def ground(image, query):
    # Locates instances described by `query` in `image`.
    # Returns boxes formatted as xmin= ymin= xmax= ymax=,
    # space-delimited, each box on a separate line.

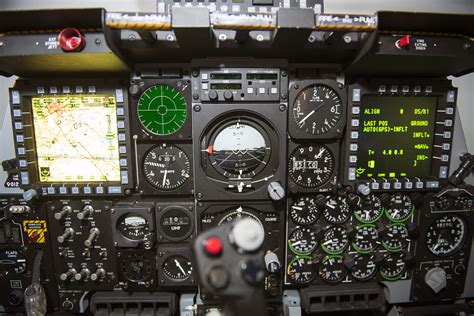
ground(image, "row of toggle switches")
xmin=60 ymin=268 xmax=107 ymax=282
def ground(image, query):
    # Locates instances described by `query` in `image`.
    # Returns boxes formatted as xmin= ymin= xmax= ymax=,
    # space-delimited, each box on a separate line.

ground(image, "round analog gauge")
xmin=321 ymin=226 xmax=349 ymax=255
xmin=218 ymin=206 xmax=264 ymax=232
xmin=142 ymin=143 xmax=191 ymax=190
xmin=288 ymin=227 xmax=318 ymax=255
xmin=385 ymin=194 xmax=414 ymax=222
xmin=354 ymin=195 xmax=383 ymax=224
xmin=351 ymin=254 xmax=377 ymax=281
xmin=117 ymin=213 xmax=150 ymax=241
xmin=435 ymin=196 xmax=452 ymax=210
xmin=323 ymin=196 xmax=351 ymax=224
xmin=292 ymin=84 xmax=342 ymax=135
xmin=454 ymin=195 xmax=472 ymax=209
xmin=207 ymin=119 xmax=271 ymax=178
xmin=352 ymin=224 xmax=380 ymax=254
xmin=380 ymin=253 xmax=406 ymax=281
xmin=426 ymin=215 xmax=467 ymax=257
xmin=287 ymin=256 xmax=316 ymax=284
xmin=319 ymin=255 xmax=346 ymax=283
xmin=162 ymin=255 xmax=193 ymax=280
xmin=0 ymin=250 xmax=27 ymax=276
xmin=137 ymin=85 xmax=187 ymax=136
xmin=121 ymin=253 xmax=152 ymax=282
xmin=158 ymin=207 xmax=193 ymax=241
xmin=290 ymin=197 xmax=320 ymax=226
xmin=288 ymin=144 xmax=335 ymax=188
xmin=382 ymin=223 xmax=410 ymax=252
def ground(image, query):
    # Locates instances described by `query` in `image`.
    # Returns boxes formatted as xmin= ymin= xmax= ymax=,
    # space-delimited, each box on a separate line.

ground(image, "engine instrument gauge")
xmin=352 ymin=224 xmax=379 ymax=253
xmin=380 ymin=253 xmax=406 ymax=281
xmin=354 ymin=195 xmax=383 ymax=224
xmin=426 ymin=215 xmax=467 ymax=257
xmin=323 ymin=196 xmax=351 ymax=224
xmin=382 ymin=223 xmax=410 ymax=252
xmin=321 ymin=226 xmax=349 ymax=255
xmin=287 ymin=256 xmax=316 ymax=284
xmin=435 ymin=196 xmax=452 ymax=210
xmin=137 ymin=85 xmax=187 ymax=136
xmin=288 ymin=144 xmax=335 ymax=188
xmin=319 ymin=255 xmax=346 ymax=283
xmin=385 ymin=194 xmax=414 ymax=222
xmin=288 ymin=227 xmax=318 ymax=255
xmin=158 ymin=207 xmax=193 ymax=241
xmin=292 ymin=84 xmax=342 ymax=135
xmin=121 ymin=253 xmax=152 ymax=282
xmin=351 ymin=254 xmax=377 ymax=281
xmin=162 ymin=255 xmax=193 ymax=280
xmin=454 ymin=195 xmax=472 ymax=209
xmin=0 ymin=250 xmax=27 ymax=276
xmin=117 ymin=214 xmax=150 ymax=241
xmin=142 ymin=144 xmax=191 ymax=190
xmin=207 ymin=119 xmax=271 ymax=178
xmin=290 ymin=197 xmax=320 ymax=226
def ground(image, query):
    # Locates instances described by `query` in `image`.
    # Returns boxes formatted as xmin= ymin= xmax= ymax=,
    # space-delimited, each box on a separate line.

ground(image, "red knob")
xmin=204 ymin=236 xmax=223 ymax=256
xmin=58 ymin=28 xmax=85 ymax=52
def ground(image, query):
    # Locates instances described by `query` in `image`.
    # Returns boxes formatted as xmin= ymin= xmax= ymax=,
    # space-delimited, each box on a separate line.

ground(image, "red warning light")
xmin=58 ymin=28 xmax=85 ymax=52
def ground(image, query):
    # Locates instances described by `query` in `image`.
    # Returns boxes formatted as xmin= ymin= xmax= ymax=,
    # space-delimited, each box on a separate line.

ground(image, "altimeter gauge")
xmin=288 ymin=144 xmax=335 ymax=188
xmin=292 ymin=84 xmax=342 ymax=135
xmin=142 ymin=143 xmax=191 ymax=190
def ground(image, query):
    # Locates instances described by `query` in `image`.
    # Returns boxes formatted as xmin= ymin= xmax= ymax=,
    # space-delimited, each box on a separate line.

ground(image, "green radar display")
xmin=137 ymin=85 xmax=187 ymax=136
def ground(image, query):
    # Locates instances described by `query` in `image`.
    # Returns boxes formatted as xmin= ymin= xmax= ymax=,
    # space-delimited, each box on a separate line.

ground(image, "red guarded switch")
xmin=58 ymin=28 xmax=85 ymax=52
xmin=204 ymin=236 xmax=223 ymax=256
xmin=396 ymin=35 xmax=410 ymax=49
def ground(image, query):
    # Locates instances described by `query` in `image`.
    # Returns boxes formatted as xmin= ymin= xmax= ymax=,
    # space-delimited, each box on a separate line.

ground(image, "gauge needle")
xmin=299 ymin=110 xmax=315 ymax=125
xmin=175 ymin=259 xmax=186 ymax=275
xmin=326 ymin=202 xmax=335 ymax=209
xmin=162 ymin=169 xmax=168 ymax=187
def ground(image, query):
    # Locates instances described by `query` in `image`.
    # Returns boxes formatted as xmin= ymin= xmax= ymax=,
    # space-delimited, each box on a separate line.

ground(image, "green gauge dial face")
xmin=137 ymin=85 xmax=187 ymax=136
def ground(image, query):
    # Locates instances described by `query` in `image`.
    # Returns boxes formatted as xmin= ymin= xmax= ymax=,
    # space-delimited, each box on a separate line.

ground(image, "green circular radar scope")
xmin=137 ymin=85 xmax=187 ymax=136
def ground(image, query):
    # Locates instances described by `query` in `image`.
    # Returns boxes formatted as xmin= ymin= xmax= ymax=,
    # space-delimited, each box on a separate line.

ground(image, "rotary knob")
xmin=267 ymin=182 xmax=285 ymax=201
xmin=425 ymin=267 xmax=447 ymax=294
xmin=264 ymin=252 xmax=281 ymax=273
xmin=229 ymin=218 xmax=265 ymax=253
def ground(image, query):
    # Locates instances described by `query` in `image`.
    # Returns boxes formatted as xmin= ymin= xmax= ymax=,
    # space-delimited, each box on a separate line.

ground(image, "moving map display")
xmin=356 ymin=95 xmax=437 ymax=179
xmin=31 ymin=95 xmax=121 ymax=182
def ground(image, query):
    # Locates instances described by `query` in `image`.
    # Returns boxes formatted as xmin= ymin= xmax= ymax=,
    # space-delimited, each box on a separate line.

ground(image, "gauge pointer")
xmin=298 ymin=110 xmax=315 ymax=125
xmin=175 ymin=259 xmax=186 ymax=275
xmin=162 ymin=169 xmax=168 ymax=187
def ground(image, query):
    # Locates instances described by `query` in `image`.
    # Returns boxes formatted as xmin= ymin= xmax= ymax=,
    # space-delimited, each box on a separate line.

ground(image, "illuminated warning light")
xmin=400 ymin=108 xmax=404 ymax=114
xmin=400 ymin=173 xmax=407 ymax=177
xmin=389 ymin=172 xmax=396 ymax=178
xmin=367 ymin=173 xmax=373 ymax=177
xmin=368 ymin=160 xmax=375 ymax=168
xmin=368 ymin=150 xmax=375 ymax=155
xmin=378 ymin=173 xmax=386 ymax=177
xmin=356 ymin=167 xmax=365 ymax=175
xmin=58 ymin=28 xmax=85 ymax=52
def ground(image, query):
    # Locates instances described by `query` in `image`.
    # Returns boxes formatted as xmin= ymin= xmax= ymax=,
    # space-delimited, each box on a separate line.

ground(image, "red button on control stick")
xmin=204 ymin=236 xmax=222 ymax=256
xmin=58 ymin=28 xmax=85 ymax=52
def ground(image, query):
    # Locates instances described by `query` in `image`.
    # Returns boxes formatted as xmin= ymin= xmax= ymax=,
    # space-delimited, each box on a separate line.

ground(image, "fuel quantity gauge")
xmin=354 ymin=195 xmax=383 ymax=224
xmin=319 ymin=255 xmax=347 ymax=283
xmin=351 ymin=254 xmax=377 ymax=281
xmin=287 ymin=256 xmax=316 ymax=284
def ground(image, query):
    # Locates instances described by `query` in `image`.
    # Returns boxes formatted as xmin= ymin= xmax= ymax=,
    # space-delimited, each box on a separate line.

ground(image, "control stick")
xmin=449 ymin=152 xmax=474 ymax=186
xmin=193 ymin=217 xmax=267 ymax=316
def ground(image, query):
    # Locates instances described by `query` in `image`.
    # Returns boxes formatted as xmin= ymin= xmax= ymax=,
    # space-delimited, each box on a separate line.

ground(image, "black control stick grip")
xmin=193 ymin=218 xmax=267 ymax=316
xmin=449 ymin=152 xmax=474 ymax=186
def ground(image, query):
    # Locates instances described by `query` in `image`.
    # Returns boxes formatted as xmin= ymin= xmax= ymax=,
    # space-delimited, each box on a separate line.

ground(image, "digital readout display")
xmin=246 ymin=73 xmax=278 ymax=80
xmin=210 ymin=83 xmax=242 ymax=90
xmin=31 ymin=94 xmax=121 ymax=183
xmin=356 ymin=95 xmax=437 ymax=179
xmin=210 ymin=73 xmax=242 ymax=80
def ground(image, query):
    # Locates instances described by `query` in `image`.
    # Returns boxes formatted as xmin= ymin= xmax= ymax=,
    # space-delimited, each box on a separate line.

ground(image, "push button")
xmin=204 ymin=236 xmax=223 ymax=256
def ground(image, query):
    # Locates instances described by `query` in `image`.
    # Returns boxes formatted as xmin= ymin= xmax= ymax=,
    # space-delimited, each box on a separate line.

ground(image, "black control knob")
xmin=62 ymin=300 xmax=74 ymax=311
xmin=223 ymin=90 xmax=233 ymax=101
xmin=267 ymin=182 xmax=285 ymax=201
xmin=60 ymin=268 xmax=77 ymax=281
xmin=380 ymin=193 xmax=391 ymax=206
xmin=57 ymin=228 xmax=75 ymax=243
xmin=90 ymin=268 xmax=106 ymax=281
xmin=347 ymin=193 xmax=361 ymax=207
xmin=77 ymin=205 xmax=94 ymax=220
xmin=54 ymin=205 xmax=72 ymax=220
xmin=129 ymin=84 xmax=141 ymax=97
xmin=343 ymin=254 xmax=355 ymax=270
xmin=74 ymin=268 xmax=91 ymax=281
xmin=208 ymin=90 xmax=218 ymax=101
xmin=84 ymin=228 xmax=100 ymax=247
xmin=314 ymin=194 xmax=327 ymax=208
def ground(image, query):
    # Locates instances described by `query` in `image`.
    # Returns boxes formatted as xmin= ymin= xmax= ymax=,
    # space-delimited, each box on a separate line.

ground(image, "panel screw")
xmin=94 ymin=38 xmax=101 ymax=45
xmin=294 ymin=84 xmax=299 ymax=90
xmin=338 ymin=83 xmax=343 ymax=89
xmin=194 ymin=104 xmax=201 ymax=112
xmin=193 ymin=94 xmax=199 ymax=101
xmin=281 ymin=93 xmax=287 ymax=100
xmin=279 ymin=104 xmax=287 ymax=112
xmin=128 ymin=34 xmax=136 ymax=41
xmin=197 ymin=192 xmax=203 ymax=199
xmin=281 ymin=71 xmax=287 ymax=77
xmin=464 ymin=42 xmax=471 ymax=50
xmin=192 ymin=70 xmax=199 ymax=77
xmin=343 ymin=35 xmax=352 ymax=43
